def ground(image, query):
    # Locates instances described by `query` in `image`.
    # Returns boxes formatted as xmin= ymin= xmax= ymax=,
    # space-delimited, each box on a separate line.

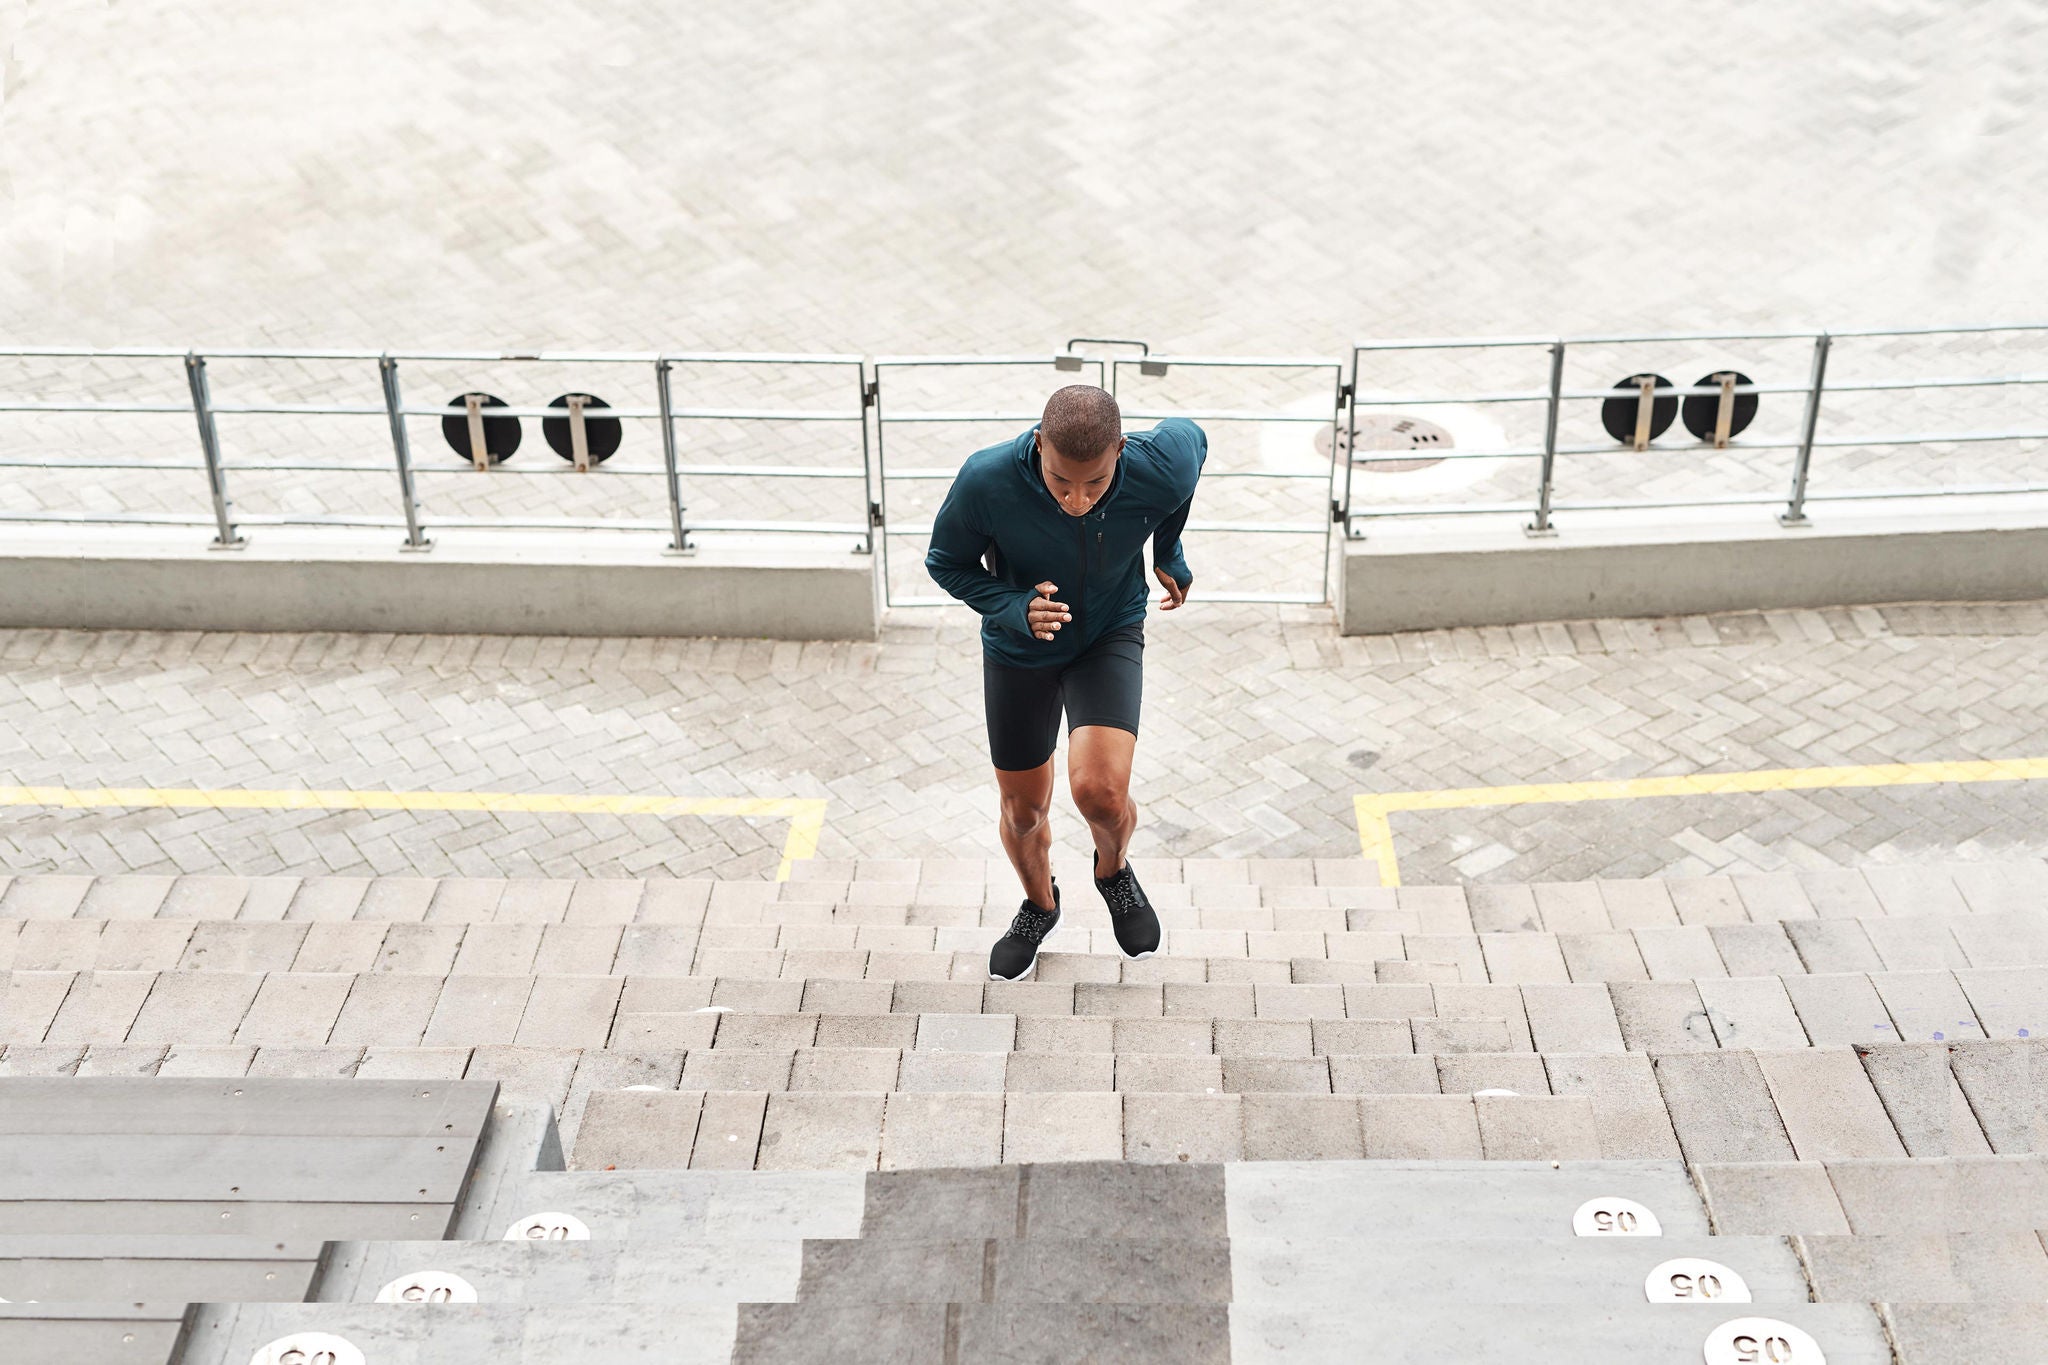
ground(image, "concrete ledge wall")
xmin=1341 ymin=507 xmax=2048 ymax=634
xmin=0 ymin=533 xmax=879 ymax=640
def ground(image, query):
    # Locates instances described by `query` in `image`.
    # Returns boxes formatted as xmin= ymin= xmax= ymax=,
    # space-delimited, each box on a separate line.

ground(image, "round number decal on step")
xmin=376 ymin=1269 xmax=479 ymax=1304
xmin=1646 ymin=1257 xmax=1750 ymax=1303
xmin=1572 ymin=1196 xmax=1662 ymax=1236
xmin=503 ymin=1210 xmax=590 ymax=1241
xmin=1703 ymin=1316 xmax=1824 ymax=1364
xmin=248 ymin=1332 xmax=367 ymax=1365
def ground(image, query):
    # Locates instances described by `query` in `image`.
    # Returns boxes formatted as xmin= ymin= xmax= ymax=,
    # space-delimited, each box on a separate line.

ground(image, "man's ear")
xmin=1116 ymin=436 xmax=1127 ymax=455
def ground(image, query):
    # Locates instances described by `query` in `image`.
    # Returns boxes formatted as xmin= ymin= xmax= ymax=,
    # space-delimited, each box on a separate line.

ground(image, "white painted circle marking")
xmin=503 ymin=1211 xmax=590 ymax=1241
xmin=1572 ymin=1196 xmax=1662 ymax=1236
xmin=1703 ymin=1316 xmax=1824 ymax=1364
xmin=248 ymin=1332 xmax=367 ymax=1365
xmin=376 ymin=1269 xmax=479 ymax=1304
xmin=1647 ymin=1257 xmax=1750 ymax=1303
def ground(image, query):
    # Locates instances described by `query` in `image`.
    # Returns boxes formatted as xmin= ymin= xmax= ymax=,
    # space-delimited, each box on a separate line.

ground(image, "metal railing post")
xmin=656 ymin=357 xmax=691 ymax=553
xmin=1781 ymin=331 xmax=1831 ymax=526
xmin=857 ymin=361 xmax=877 ymax=555
xmin=870 ymin=364 xmax=891 ymax=597
xmin=1526 ymin=340 xmax=1565 ymax=536
xmin=1322 ymin=365 xmax=1349 ymax=601
xmin=182 ymin=351 xmax=244 ymax=549
xmin=1341 ymin=351 xmax=1362 ymax=539
xmin=378 ymin=354 xmax=431 ymax=550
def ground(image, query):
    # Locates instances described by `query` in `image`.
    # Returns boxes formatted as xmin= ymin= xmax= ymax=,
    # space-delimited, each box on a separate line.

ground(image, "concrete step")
xmin=2 ymin=859 xmax=2041 ymax=928
xmin=1885 ymin=1303 xmax=2048 ymax=1365
xmin=306 ymin=1233 xmax=1812 ymax=1306
xmin=8 ymin=1032 xmax=2041 ymax=1164
xmin=562 ymin=1050 xmax=2047 ymax=1169
xmin=9 ymin=908 xmax=2048 ymax=982
xmin=312 ymin=1237 xmax=805 ymax=1304
xmin=0 ymin=1235 xmax=322 ymax=1302
xmin=181 ymin=1302 xmax=741 ymax=1365
xmin=1797 ymin=1231 xmax=2048 ymax=1302
xmin=1231 ymin=1302 xmax=1891 ymax=1365
xmin=11 ymin=966 xmax=2046 ymax=1055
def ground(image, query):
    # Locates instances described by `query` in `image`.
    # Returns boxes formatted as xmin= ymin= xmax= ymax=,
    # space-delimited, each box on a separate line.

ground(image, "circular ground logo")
xmin=1316 ymin=413 xmax=1454 ymax=472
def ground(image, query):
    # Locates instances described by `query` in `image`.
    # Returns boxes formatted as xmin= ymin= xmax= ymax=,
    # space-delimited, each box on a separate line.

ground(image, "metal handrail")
xmin=4 ymin=323 xmax=2047 ymax=602
xmin=0 ymin=347 xmax=872 ymax=556
xmin=1346 ymin=321 xmax=2048 ymax=536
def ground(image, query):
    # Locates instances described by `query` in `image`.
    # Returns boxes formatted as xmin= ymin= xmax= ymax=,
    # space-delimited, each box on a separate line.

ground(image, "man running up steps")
xmin=926 ymin=384 xmax=1207 ymax=981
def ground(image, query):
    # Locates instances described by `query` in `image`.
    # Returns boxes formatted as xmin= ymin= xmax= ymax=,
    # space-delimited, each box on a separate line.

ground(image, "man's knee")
xmin=1070 ymin=775 xmax=1127 ymax=825
xmin=999 ymin=794 xmax=1051 ymax=838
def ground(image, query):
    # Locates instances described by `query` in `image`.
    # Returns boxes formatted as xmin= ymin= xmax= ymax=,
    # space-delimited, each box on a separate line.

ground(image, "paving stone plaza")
xmin=5 ymin=2 xmax=2048 ymax=1363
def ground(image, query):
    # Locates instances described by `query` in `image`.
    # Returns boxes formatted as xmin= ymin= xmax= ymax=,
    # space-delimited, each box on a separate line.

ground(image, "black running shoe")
xmin=989 ymin=879 xmax=1061 ymax=981
xmin=1095 ymin=853 xmax=1161 ymax=959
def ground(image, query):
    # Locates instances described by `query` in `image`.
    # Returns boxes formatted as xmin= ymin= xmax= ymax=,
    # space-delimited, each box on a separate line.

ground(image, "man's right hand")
xmin=1027 ymin=581 xmax=1071 ymax=641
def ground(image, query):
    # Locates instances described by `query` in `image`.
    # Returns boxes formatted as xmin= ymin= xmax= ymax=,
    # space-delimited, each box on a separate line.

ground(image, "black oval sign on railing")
xmin=1600 ymin=373 xmax=1677 ymax=445
xmin=542 ymin=393 xmax=623 ymax=464
xmin=1681 ymin=371 xmax=1759 ymax=443
xmin=439 ymin=392 xmax=521 ymax=464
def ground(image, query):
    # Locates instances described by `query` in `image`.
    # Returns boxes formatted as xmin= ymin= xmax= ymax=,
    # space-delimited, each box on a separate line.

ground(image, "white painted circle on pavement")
xmin=248 ymin=1332 xmax=367 ymax=1365
xmin=1572 ymin=1196 xmax=1661 ymax=1236
xmin=1646 ymin=1257 xmax=1750 ymax=1303
xmin=1703 ymin=1316 xmax=1824 ymax=1364
xmin=376 ymin=1269 xmax=479 ymax=1303
xmin=503 ymin=1210 xmax=590 ymax=1241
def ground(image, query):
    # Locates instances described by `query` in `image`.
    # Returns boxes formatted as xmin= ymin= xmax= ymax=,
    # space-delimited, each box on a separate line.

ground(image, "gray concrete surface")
xmin=0 ymin=532 xmax=879 ymax=640
xmin=1342 ymin=505 xmax=2048 ymax=634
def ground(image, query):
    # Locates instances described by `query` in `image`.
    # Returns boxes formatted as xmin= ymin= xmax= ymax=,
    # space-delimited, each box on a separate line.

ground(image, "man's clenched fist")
xmin=1028 ymin=581 xmax=1071 ymax=641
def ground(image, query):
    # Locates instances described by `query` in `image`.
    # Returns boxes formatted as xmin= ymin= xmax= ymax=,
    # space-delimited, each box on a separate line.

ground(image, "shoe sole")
xmin=990 ymin=924 xmax=1054 ymax=982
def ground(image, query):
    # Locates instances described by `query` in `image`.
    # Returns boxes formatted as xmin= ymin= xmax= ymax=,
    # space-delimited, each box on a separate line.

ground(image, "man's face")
xmin=1037 ymin=432 xmax=1124 ymax=517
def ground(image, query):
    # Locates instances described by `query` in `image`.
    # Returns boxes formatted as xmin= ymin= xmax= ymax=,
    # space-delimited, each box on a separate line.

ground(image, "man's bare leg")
xmin=1068 ymin=725 xmax=1137 ymax=878
xmin=995 ymin=757 xmax=1057 ymax=908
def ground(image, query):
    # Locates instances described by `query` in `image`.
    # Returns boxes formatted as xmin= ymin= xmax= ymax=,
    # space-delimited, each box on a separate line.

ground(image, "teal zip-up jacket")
xmin=925 ymin=418 xmax=1206 ymax=669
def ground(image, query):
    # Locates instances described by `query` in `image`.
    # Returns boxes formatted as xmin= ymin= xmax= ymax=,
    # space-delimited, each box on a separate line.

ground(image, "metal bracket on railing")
xmin=1711 ymin=372 xmax=1738 ymax=449
xmin=463 ymin=394 xmax=492 ymax=472
xmin=1631 ymin=375 xmax=1658 ymax=452
xmin=565 ymin=394 xmax=592 ymax=472
xmin=862 ymin=379 xmax=879 ymax=407
xmin=1066 ymin=338 xmax=1165 ymax=377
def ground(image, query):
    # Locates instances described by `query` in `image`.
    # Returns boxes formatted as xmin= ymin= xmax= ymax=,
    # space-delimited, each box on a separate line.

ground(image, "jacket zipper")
xmin=1075 ymin=515 xmax=1088 ymax=615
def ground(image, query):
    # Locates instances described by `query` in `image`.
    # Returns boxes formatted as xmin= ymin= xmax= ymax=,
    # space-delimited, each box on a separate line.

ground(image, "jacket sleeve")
xmin=1150 ymin=419 xmax=1206 ymax=587
xmin=925 ymin=474 xmax=1039 ymax=639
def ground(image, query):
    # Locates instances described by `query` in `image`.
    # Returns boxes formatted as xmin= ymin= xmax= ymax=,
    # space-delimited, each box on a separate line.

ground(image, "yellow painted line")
xmin=0 ymin=787 xmax=829 ymax=882
xmin=1356 ymin=756 xmax=2048 ymax=888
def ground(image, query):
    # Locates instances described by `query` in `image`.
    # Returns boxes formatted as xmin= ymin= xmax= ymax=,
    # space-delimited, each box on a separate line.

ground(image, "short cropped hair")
xmin=1040 ymin=385 xmax=1122 ymax=461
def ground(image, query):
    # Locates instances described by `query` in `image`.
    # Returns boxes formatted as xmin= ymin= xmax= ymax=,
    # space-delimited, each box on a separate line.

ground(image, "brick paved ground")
xmin=2 ymin=3 xmax=2046 ymax=886
xmin=2 ymin=598 xmax=2044 ymax=884
xmin=3 ymin=0 xmax=2046 ymax=599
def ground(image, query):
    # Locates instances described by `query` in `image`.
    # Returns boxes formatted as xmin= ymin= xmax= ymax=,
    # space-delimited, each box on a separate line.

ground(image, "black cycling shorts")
xmin=982 ymin=622 xmax=1145 ymax=771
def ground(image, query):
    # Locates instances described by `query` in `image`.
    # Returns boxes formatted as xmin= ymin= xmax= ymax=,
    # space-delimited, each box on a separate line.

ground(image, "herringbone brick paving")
xmin=1 ymin=598 xmax=2044 ymax=882
xmin=3 ymin=0 xmax=2047 ymax=591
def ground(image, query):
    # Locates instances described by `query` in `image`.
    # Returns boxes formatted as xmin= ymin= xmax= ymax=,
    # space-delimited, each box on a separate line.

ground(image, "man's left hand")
xmin=1154 ymin=565 xmax=1191 ymax=610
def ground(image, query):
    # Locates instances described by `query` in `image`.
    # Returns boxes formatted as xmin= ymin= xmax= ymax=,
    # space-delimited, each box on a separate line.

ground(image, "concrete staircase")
xmin=5 ymin=857 xmax=2048 ymax=1361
